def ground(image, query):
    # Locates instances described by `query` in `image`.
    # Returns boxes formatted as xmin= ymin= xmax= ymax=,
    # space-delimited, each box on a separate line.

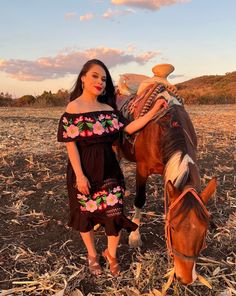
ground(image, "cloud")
xmin=64 ymin=12 xmax=77 ymax=20
xmin=0 ymin=48 xmax=159 ymax=81
xmin=103 ymin=8 xmax=135 ymax=19
xmin=111 ymin=0 xmax=191 ymax=10
xmin=80 ymin=13 xmax=94 ymax=21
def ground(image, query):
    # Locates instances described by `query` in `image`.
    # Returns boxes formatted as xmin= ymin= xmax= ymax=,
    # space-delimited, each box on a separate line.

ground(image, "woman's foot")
xmin=88 ymin=254 xmax=102 ymax=276
xmin=102 ymin=249 xmax=120 ymax=277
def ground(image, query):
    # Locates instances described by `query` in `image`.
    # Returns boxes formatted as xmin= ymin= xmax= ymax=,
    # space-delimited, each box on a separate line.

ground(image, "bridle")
xmin=165 ymin=187 xmax=210 ymax=261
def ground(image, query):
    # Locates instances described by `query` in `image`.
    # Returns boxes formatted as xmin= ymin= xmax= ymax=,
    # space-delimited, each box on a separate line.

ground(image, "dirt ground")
xmin=0 ymin=105 xmax=235 ymax=296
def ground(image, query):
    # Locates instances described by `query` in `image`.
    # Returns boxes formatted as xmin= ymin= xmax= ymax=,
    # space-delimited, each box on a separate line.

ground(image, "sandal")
xmin=88 ymin=255 xmax=102 ymax=276
xmin=102 ymin=249 xmax=120 ymax=276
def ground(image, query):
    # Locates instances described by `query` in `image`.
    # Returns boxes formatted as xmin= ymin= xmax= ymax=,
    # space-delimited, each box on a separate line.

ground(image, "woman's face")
xmin=81 ymin=64 xmax=106 ymax=97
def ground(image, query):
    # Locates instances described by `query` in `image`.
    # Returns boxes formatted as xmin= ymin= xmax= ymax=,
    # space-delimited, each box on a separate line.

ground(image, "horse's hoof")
xmin=128 ymin=236 xmax=143 ymax=248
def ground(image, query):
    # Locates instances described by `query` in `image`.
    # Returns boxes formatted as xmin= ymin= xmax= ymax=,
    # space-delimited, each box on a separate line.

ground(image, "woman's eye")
xmin=92 ymin=75 xmax=98 ymax=79
xmin=102 ymin=78 xmax=106 ymax=82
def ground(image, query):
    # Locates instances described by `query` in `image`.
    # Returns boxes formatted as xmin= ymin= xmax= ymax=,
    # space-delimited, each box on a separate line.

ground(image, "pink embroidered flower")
xmin=105 ymin=128 xmax=109 ymax=133
xmin=62 ymin=117 xmax=68 ymax=124
xmin=112 ymin=118 xmax=119 ymax=130
xmin=119 ymin=122 xmax=124 ymax=127
xmin=113 ymin=186 xmax=121 ymax=193
xmin=63 ymin=131 xmax=68 ymax=138
xmin=93 ymin=190 xmax=107 ymax=199
xmin=80 ymin=206 xmax=87 ymax=212
xmin=66 ymin=124 xmax=79 ymax=138
xmin=106 ymin=193 xmax=118 ymax=206
xmin=98 ymin=114 xmax=105 ymax=121
xmin=105 ymin=114 xmax=111 ymax=119
xmin=85 ymin=117 xmax=94 ymax=122
xmin=74 ymin=118 xmax=81 ymax=124
xmin=119 ymin=200 xmax=123 ymax=204
xmin=85 ymin=200 xmax=97 ymax=212
xmin=93 ymin=121 xmax=105 ymax=135
xmin=77 ymin=194 xmax=87 ymax=201
xmin=109 ymin=127 xmax=115 ymax=132
xmin=93 ymin=192 xmax=100 ymax=199
xmin=87 ymin=130 xmax=93 ymax=137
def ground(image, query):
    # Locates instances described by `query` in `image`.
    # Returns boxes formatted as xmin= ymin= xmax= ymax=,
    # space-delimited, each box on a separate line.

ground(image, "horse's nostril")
xmin=176 ymin=276 xmax=181 ymax=282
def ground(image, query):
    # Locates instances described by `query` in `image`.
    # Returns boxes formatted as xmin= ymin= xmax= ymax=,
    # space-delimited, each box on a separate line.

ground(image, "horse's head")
xmin=165 ymin=178 xmax=217 ymax=285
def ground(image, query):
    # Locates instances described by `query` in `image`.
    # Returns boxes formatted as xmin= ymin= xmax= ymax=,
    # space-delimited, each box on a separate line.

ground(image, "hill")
xmin=0 ymin=72 xmax=235 ymax=106
xmin=176 ymin=71 xmax=236 ymax=104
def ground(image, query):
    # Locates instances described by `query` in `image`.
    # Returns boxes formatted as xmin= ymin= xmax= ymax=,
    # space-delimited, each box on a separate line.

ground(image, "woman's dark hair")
xmin=70 ymin=59 xmax=117 ymax=110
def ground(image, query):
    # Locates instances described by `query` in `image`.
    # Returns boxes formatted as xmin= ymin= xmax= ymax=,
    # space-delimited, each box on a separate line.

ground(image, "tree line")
xmin=0 ymin=89 xmax=69 ymax=107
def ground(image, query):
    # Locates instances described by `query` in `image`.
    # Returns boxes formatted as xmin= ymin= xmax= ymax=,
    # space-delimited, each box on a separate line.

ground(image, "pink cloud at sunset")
xmin=103 ymin=8 xmax=135 ymax=19
xmin=80 ymin=13 xmax=94 ymax=21
xmin=111 ymin=0 xmax=191 ymax=10
xmin=0 ymin=48 xmax=159 ymax=81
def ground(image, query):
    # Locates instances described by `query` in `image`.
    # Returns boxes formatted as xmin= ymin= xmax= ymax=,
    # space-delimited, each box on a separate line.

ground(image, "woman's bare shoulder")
xmin=65 ymin=100 xmax=80 ymax=113
xmin=100 ymin=103 xmax=114 ymax=111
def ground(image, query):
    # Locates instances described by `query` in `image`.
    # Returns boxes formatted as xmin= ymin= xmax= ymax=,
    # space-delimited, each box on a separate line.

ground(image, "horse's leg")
xmin=129 ymin=164 xmax=148 ymax=247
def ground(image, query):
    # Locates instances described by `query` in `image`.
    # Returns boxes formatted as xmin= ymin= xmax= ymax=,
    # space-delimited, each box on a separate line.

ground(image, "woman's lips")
xmin=95 ymin=86 xmax=102 ymax=91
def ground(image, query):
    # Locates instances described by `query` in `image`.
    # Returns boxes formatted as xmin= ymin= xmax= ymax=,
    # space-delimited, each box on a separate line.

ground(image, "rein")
xmin=165 ymin=187 xmax=210 ymax=261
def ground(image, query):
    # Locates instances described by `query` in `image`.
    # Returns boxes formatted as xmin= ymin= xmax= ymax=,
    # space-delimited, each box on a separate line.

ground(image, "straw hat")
xmin=137 ymin=63 xmax=175 ymax=95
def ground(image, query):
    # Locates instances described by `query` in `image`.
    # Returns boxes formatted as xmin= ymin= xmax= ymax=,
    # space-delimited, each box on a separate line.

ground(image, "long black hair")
xmin=69 ymin=59 xmax=117 ymax=110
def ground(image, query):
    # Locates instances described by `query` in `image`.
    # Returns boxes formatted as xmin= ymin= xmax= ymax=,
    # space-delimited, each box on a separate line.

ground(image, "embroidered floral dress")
xmin=57 ymin=110 xmax=137 ymax=236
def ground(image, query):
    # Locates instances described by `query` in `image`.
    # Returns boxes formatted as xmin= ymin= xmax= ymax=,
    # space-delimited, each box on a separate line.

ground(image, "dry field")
xmin=0 ymin=105 xmax=235 ymax=296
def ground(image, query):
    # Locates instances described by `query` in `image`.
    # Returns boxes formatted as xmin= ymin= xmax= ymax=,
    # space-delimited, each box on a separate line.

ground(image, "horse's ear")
xmin=200 ymin=178 xmax=217 ymax=204
xmin=166 ymin=180 xmax=179 ymax=203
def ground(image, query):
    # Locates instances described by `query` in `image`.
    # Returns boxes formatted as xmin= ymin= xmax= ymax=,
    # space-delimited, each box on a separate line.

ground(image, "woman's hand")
xmin=152 ymin=98 xmax=168 ymax=113
xmin=75 ymin=174 xmax=91 ymax=195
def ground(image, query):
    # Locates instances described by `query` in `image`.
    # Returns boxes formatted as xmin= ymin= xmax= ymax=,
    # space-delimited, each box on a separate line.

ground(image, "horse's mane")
xmin=171 ymin=192 xmax=209 ymax=225
xmin=160 ymin=105 xmax=188 ymax=165
xmin=160 ymin=105 xmax=196 ymax=190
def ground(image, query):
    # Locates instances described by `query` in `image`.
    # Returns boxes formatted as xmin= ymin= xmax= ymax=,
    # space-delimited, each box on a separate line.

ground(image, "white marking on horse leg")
xmin=192 ymin=262 xmax=197 ymax=283
xmin=128 ymin=207 xmax=142 ymax=247
xmin=133 ymin=206 xmax=141 ymax=221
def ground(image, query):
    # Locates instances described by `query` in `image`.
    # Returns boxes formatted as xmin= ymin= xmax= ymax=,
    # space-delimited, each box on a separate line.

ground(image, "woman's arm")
xmin=124 ymin=98 xmax=168 ymax=135
xmin=66 ymin=142 xmax=91 ymax=195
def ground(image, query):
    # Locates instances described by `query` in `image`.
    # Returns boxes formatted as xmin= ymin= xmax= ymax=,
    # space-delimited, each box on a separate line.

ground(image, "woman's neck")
xmin=79 ymin=90 xmax=98 ymax=102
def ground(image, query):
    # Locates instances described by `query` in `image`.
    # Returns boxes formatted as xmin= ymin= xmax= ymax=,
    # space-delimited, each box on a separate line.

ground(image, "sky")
xmin=0 ymin=0 xmax=236 ymax=98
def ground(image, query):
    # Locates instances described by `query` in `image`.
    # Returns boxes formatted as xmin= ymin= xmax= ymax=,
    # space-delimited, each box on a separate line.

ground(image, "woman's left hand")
xmin=152 ymin=98 xmax=168 ymax=113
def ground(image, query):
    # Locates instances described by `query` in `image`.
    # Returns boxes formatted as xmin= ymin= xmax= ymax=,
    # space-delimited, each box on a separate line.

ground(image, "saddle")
xmin=117 ymin=82 xmax=184 ymax=149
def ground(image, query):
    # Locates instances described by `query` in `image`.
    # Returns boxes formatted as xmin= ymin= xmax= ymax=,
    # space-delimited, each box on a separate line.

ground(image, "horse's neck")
xmin=162 ymin=106 xmax=201 ymax=192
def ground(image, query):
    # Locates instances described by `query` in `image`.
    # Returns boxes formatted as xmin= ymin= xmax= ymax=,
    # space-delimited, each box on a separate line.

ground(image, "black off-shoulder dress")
xmin=57 ymin=110 xmax=137 ymax=236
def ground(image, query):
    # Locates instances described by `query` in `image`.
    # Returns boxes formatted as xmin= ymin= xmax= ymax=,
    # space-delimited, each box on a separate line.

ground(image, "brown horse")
xmin=117 ymin=83 xmax=217 ymax=285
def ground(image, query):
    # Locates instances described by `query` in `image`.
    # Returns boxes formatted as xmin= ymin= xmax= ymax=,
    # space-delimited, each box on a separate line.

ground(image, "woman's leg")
xmin=103 ymin=232 xmax=121 ymax=276
xmin=80 ymin=230 xmax=97 ymax=256
xmin=80 ymin=230 xmax=101 ymax=275
xmin=107 ymin=232 xmax=121 ymax=258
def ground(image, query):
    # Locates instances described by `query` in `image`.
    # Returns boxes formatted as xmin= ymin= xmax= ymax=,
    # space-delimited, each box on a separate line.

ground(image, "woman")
xmin=57 ymin=59 xmax=168 ymax=276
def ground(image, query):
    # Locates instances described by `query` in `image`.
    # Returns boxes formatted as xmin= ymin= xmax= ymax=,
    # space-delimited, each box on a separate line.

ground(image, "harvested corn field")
xmin=0 ymin=105 xmax=235 ymax=296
